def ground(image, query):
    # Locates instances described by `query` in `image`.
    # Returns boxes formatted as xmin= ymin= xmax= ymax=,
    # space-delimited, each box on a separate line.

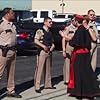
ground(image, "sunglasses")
xmin=89 ymin=14 xmax=95 ymax=16
xmin=48 ymin=21 xmax=52 ymax=23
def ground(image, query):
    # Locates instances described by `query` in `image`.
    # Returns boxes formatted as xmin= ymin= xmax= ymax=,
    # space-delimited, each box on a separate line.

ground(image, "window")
xmin=21 ymin=11 xmax=33 ymax=20
xmin=54 ymin=15 xmax=65 ymax=18
xmin=68 ymin=15 xmax=73 ymax=18
xmin=95 ymin=16 xmax=100 ymax=23
xmin=32 ymin=11 xmax=37 ymax=18
xmin=40 ymin=11 xmax=48 ymax=18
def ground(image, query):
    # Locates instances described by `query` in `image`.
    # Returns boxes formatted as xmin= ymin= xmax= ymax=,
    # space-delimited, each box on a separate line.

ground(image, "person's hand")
xmin=63 ymin=51 xmax=66 ymax=58
xmin=48 ymin=50 xmax=52 ymax=55
xmin=43 ymin=46 xmax=49 ymax=52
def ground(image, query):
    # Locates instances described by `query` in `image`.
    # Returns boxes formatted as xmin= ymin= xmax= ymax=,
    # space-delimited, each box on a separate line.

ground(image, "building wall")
xmin=0 ymin=0 xmax=32 ymax=10
xmin=32 ymin=0 xmax=100 ymax=15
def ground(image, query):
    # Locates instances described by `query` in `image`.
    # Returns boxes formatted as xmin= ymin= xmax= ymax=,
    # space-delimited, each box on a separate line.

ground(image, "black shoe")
xmin=44 ymin=87 xmax=56 ymax=89
xmin=7 ymin=93 xmax=22 ymax=98
xmin=64 ymin=82 xmax=68 ymax=85
xmin=35 ymin=89 xmax=41 ymax=93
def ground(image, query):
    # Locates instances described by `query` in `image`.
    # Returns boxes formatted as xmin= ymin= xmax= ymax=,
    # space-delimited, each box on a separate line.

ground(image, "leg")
xmin=6 ymin=50 xmax=22 ymax=98
xmin=44 ymin=53 xmax=52 ymax=88
xmin=63 ymin=57 xmax=70 ymax=84
xmin=91 ymin=43 xmax=97 ymax=72
xmin=91 ymin=48 xmax=97 ymax=71
xmin=6 ymin=50 xmax=16 ymax=94
xmin=34 ymin=55 xmax=39 ymax=86
xmin=35 ymin=50 xmax=47 ymax=90
xmin=0 ymin=49 xmax=7 ymax=79
xmin=64 ymin=44 xmax=73 ymax=84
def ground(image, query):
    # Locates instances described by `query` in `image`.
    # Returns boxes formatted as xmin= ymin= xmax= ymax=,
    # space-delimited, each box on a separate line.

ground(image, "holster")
xmin=66 ymin=53 xmax=71 ymax=59
xmin=37 ymin=47 xmax=42 ymax=56
xmin=0 ymin=45 xmax=16 ymax=57
xmin=1 ymin=48 xmax=9 ymax=57
xmin=37 ymin=45 xmax=51 ymax=56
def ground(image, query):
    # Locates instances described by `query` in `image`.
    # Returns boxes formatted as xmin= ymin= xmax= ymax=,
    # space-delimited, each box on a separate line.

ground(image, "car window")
xmin=54 ymin=15 xmax=65 ymax=18
xmin=32 ymin=11 xmax=37 ymax=18
xmin=68 ymin=15 xmax=73 ymax=18
xmin=14 ymin=10 xmax=33 ymax=22
xmin=40 ymin=11 xmax=48 ymax=18
xmin=21 ymin=11 xmax=33 ymax=20
xmin=95 ymin=16 xmax=100 ymax=23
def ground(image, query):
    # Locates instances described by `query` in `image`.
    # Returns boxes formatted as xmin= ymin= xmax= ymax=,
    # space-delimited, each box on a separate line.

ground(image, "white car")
xmin=95 ymin=16 xmax=100 ymax=32
xmin=95 ymin=16 xmax=100 ymax=43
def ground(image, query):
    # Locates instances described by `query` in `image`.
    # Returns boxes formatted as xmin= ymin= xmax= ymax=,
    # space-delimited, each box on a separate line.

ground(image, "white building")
xmin=32 ymin=0 xmax=100 ymax=15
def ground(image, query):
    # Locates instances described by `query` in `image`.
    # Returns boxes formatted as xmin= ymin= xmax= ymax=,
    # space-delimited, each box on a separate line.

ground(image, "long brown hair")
xmin=83 ymin=15 xmax=90 ymax=24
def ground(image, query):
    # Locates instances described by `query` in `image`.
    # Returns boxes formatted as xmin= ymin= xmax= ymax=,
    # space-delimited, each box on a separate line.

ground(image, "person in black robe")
xmin=67 ymin=15 xmax=100 ymax=99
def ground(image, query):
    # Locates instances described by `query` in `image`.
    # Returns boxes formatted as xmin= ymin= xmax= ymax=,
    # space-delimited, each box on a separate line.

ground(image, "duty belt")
xmin=0 ymin=45 xmax=16 ymax=57
xmin=37 ymin=45 xmax=51 ymax=56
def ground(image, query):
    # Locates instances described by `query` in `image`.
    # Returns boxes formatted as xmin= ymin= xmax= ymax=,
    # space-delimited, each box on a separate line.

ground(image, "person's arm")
xmin=0 ymin=24 xmax=3 ymax=34
xmin=59 ymin=30 xmax=71 ymax=41
xmin=34 ymin=38 xmax=47 ymax=50
xmin=34 ymin=29 xmax=48 ymax=52
xmin=88 ymin=28 xmax=97 ymax=42
xmin=62 ymin=37 xmax=67 ymax=58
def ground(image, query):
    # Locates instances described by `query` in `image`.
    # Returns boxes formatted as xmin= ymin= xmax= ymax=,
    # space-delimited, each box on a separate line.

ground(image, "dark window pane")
xmin=40 ymin=11 xmax=48 ymax=18
xmin=32 ymin=11 xmax=37 ymax=18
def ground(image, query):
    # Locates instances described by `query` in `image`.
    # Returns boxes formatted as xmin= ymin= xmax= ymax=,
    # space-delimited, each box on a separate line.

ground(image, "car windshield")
xmin=14 ymin=10 xmax=33 ymax=22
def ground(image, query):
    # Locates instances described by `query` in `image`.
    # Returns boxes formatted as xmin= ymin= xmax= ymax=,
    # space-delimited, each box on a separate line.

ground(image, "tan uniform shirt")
xmin=0 ymin=18 xmax=16 ymax=46
xmin=89 ymin=21 xmax=98 ymax=38
xmin=63 ymin=23 xmax=76 ymax=36
xmin=89 ymin=21 xmax=98 ymax=71
xmin=63 ymin=24 xmax=77 ymax=53
xmin=34 ymin=29 xmax=44 ymax=43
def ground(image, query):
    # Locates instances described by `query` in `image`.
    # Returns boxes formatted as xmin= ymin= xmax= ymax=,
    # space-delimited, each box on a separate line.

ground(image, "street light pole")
xmin=62 ymin=0 xmax=64 ymax=13
xmin=60 ymin=0 xmax=65 ymax=13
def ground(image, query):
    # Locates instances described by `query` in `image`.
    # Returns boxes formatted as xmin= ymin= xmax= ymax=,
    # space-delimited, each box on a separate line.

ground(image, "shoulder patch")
xmin=0 ymin=20 xmax=3 ymax=24
xmin=36 ymin=29 xmax=44 ymax=35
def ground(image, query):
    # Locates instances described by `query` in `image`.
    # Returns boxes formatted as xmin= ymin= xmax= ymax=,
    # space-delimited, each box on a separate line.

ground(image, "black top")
xmin=69 ymin=25 xmax=91 ymax=49
xmin=42 ymin=28 xmax=53 ymax=46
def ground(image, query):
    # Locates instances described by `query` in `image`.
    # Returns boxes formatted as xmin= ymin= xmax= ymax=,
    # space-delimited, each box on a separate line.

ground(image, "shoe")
xmin=7 ymin=93 xmax=22 ymax=98
xmin=35 ymin=89 xmax=41 ymax=93
xmin=97 ymin=74 xmax=100 ymax=81
xmin=64 ymin=82 xmax=68 ymax=85
xmin=44 ymin=87 xmax=56 ymax=89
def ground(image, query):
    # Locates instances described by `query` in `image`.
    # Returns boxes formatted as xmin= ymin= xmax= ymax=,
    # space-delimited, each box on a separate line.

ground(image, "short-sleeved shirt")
xmin=88 ymin=21 xmax=98 ymax=38
xmin=63 ymin=24 xmax=77 ymax=36
xmin=0 ymin=18 xmax=16 ymax=46
xmin=63 ymin=24 xmax=77 ymax=53
xmin=34 ymin=29 xmax=44 ymax=43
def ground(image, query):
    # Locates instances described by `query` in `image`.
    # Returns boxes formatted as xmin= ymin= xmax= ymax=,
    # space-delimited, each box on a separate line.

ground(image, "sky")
xmin=0 ymin=0 xmax=32 ymax=10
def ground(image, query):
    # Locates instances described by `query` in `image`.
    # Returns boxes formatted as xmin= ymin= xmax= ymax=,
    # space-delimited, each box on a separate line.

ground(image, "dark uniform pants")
xmin=34 ymin=50 xmax=52 ymax=90
xmin=0 ymin=49 xmax=16 ymax=94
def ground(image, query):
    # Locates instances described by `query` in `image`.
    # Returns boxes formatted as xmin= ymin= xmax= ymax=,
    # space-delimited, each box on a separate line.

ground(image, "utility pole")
xmin=60 ymin=0 xmax=65 ymax=13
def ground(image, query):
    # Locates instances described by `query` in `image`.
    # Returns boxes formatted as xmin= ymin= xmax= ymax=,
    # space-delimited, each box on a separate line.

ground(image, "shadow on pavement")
xmin=0 ymin=75 xmax=63 ymax=99
xmin=0 ymin=68 xmax=100 ymax=99
xmin=0 ymin=66 xmax=99 ymax=99
xmin=0 ymin=88 xmax=6 ymax=99
xmin=17 ymin=50 xmax=37 ymax=56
